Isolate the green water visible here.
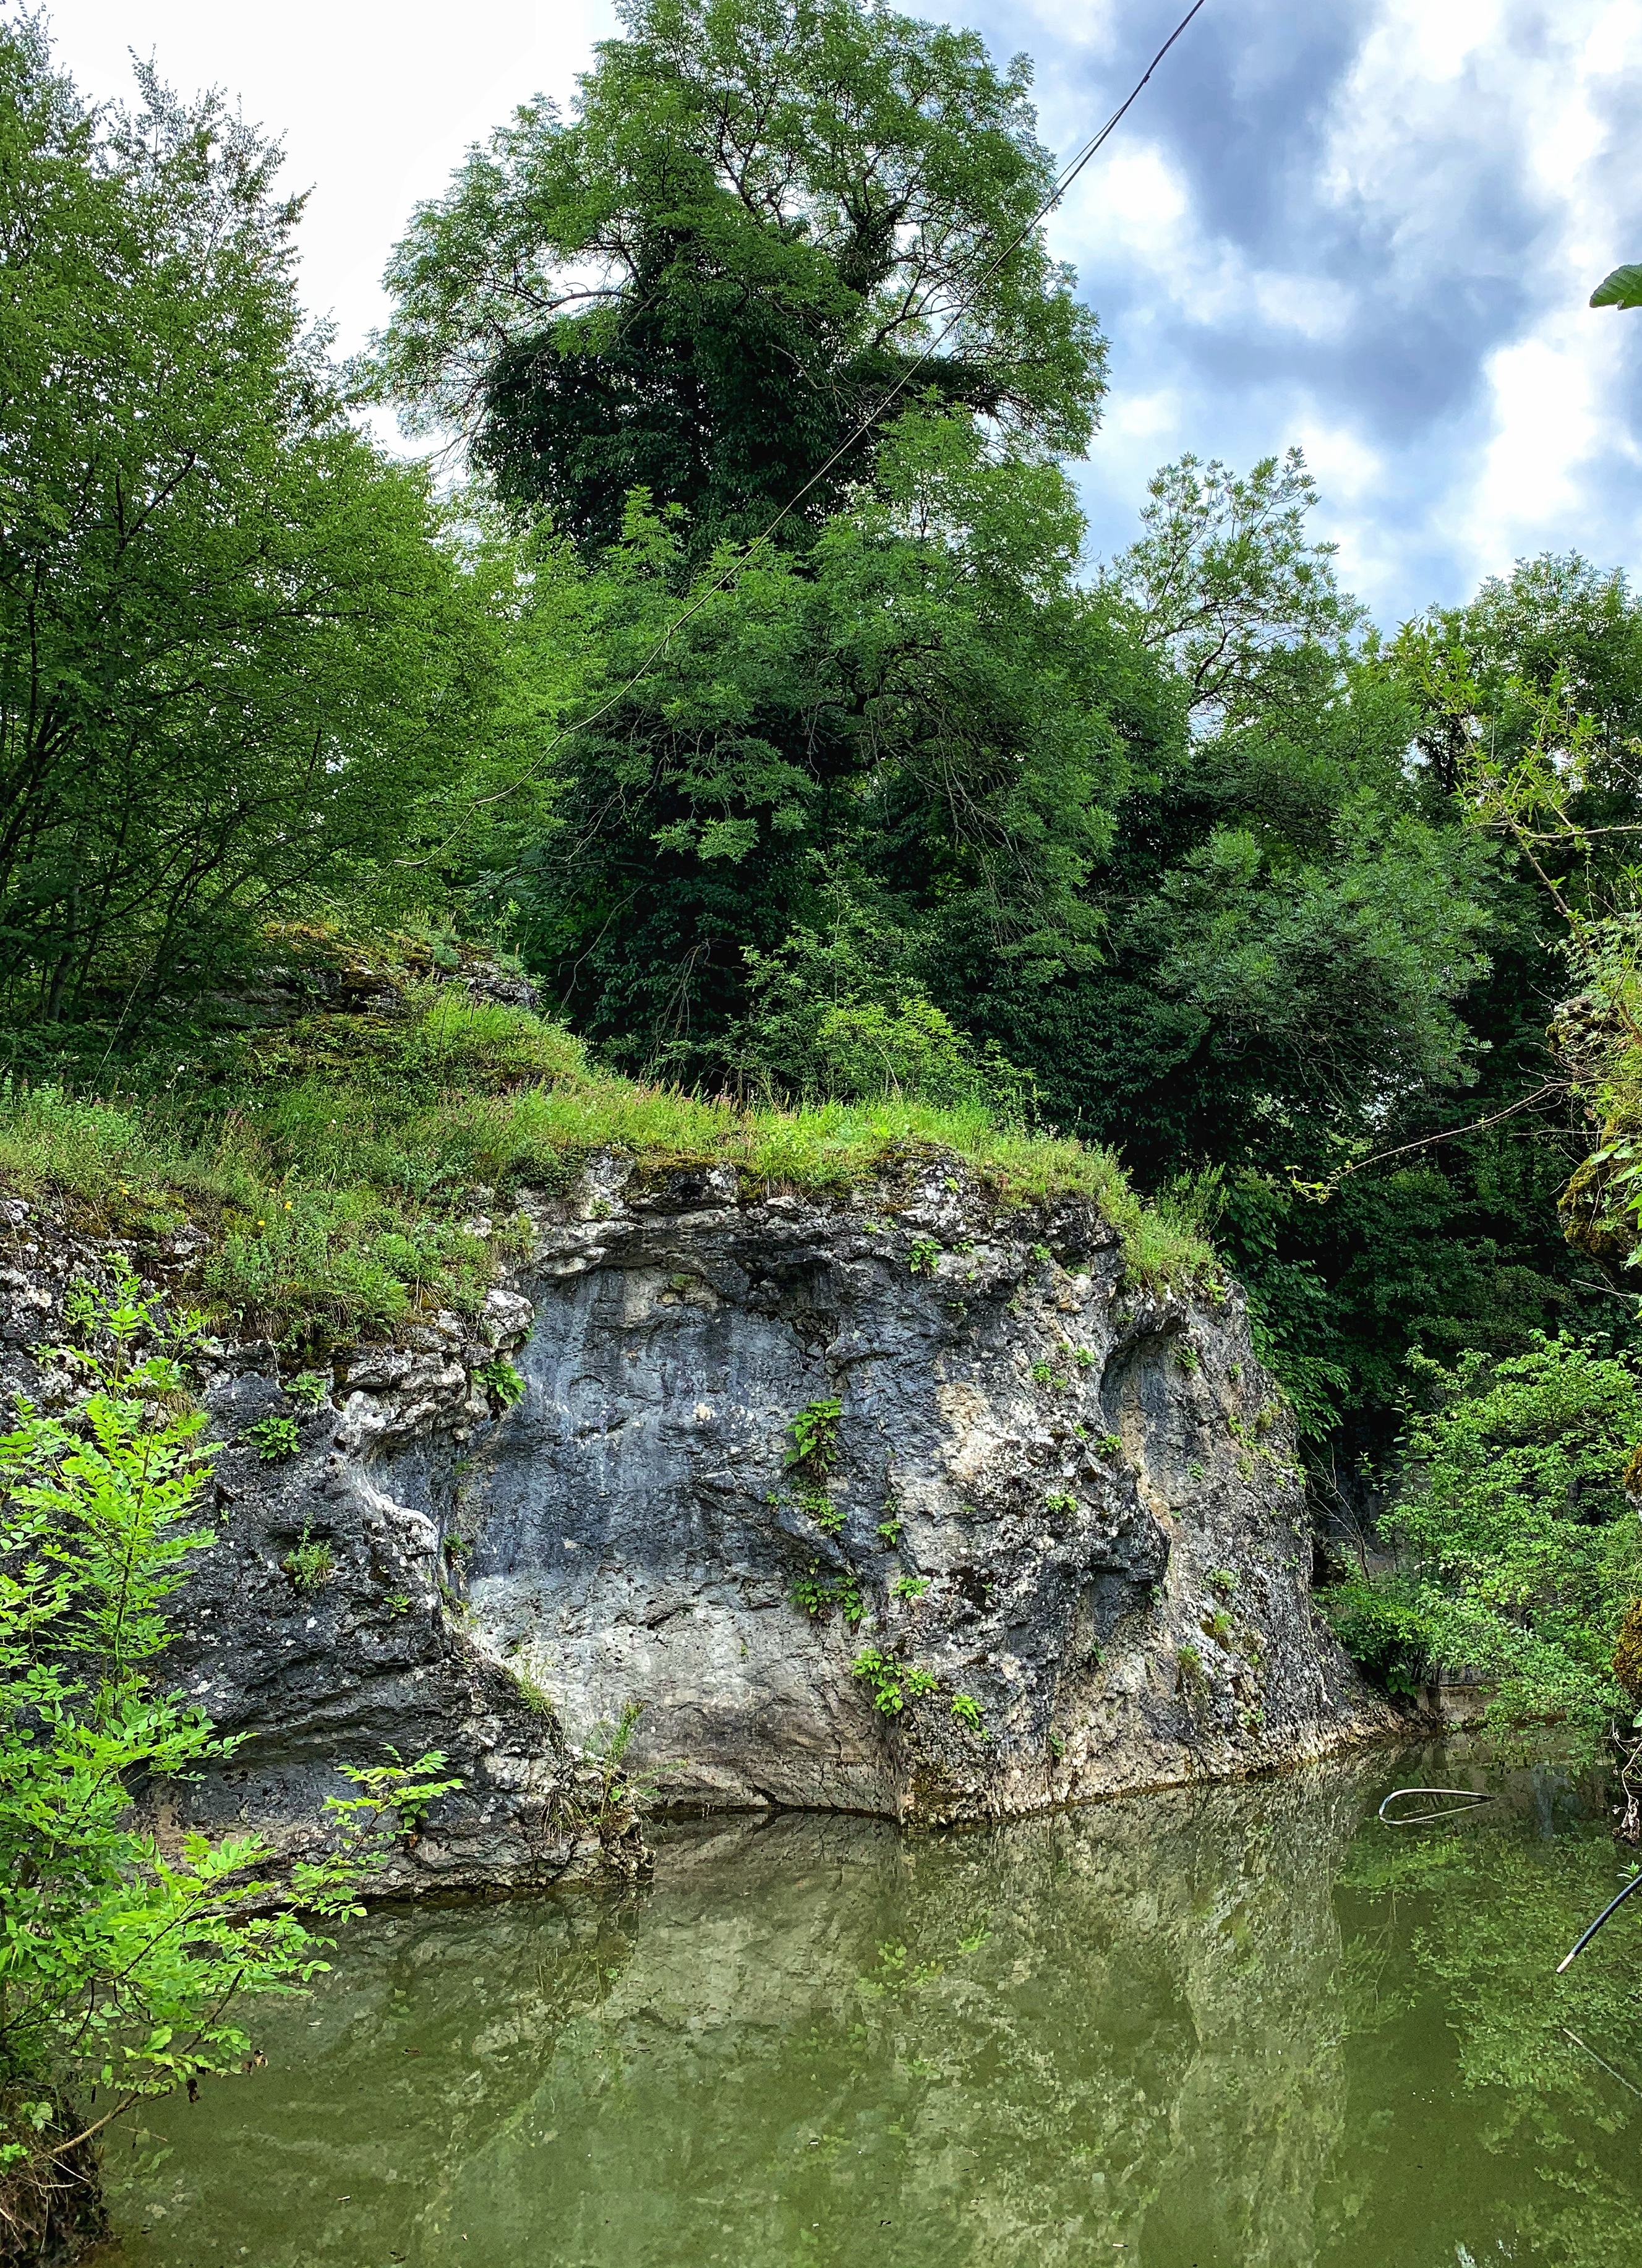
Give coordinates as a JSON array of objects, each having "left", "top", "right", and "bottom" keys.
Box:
[{"left": 106, "top": 1748, "right": 1642, "bottom": 2267}]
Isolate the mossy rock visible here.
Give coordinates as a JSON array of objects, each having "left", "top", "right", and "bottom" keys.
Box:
[{"left": 1614, "top": 1598, "right": 1642, "bottom": 1702}]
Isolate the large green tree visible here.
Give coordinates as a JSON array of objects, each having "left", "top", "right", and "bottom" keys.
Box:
[
  {"left": 375, "top": 0, "right": 1105, "bottom": 556},
  {"left": 0, "top": 25, "right": 489, "bottom": 1033}
]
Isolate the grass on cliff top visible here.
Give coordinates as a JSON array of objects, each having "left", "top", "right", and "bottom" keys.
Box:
[{"left": 0, "top": 982, "right": 1217, "bottom": 1348}]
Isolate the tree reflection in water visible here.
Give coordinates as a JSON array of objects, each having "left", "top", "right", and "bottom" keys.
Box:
[{"left": 109, "top": 1747, "right": 1641, "bottom": 2268}]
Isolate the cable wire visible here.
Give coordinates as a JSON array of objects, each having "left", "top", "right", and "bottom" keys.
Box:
[{"left": 400, "top": 0, "right": 1213, "bottom": 865}]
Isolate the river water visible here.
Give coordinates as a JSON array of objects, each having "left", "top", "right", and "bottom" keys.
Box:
[{"left": 105, "top": 1744, "right": 1642, "bottom": 2267}]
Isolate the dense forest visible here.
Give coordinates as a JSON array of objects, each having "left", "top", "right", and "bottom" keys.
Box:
[{"left": 7, "top": 0, "right": 1642, "bottom": 2217}]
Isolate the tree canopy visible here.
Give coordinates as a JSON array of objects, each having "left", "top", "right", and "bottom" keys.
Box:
[
  {"left": 374, "top": 0, "right": 1105, "bottom": 554},
  {"left": 0, "top": 23, "right": 489, "bottom": 1030}
]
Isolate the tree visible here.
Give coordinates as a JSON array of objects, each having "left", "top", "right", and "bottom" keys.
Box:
[
  {"left": 1321, "top": 1334, "right": 1642, "bottom": 1734},
  {"left": 374, "top": 0, "right": 1105, "bottom": 555},
  {"left": 0, "top": 24, "right": 491, "bottom": 1034},
  {"left": 474, "top": 411, "right": 1156, "bottom": 1068}
]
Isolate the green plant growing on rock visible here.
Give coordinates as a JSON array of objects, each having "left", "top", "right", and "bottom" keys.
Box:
[
  {"left": 949, "top": 1692, "right": 985, "bottom": 1733},
  {"left": 282, "top": 1524, "right": 335, "bottom": 1593},
  {"left": 244, "top": 1413, "right": 301, "bottom": 1463},
  {"left": 0, "top": 1313, "right": 454, "bottom": 2238},
  {"left": 1043, "top": 1492, "right": 1077, "bottom": 1518},
  {"left": 284, "top": 1371, "right": 331, "bottom": 1408},
  {"left": 892, "top": 1573, "right": 930, "bottom": 1601},
  {"left": 907, "top": 1238, "right": 942, "bottom": 1277},
  {"left": 852, "top": 1648, "right": 938, "bottom": 1714},
  {"left": 476, "top": 1355, "right": 526, "bottom": 1410},
  {"left": 1176, "top": 1643, "right": 1207, "bottom": 1698},
  {"left": 509, "top": 1662, "right": 555, "bottom": 1718},
  {"left": 791, "top": 1565, "right": 866, "bottom": 1625},
  {"left": 786, "top": 1398, "right": 843, "bottom": 1473}
]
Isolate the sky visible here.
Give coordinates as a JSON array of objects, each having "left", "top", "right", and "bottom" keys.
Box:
[{"left": 36, "top": 0, "right": 1642, "bottom": 625}]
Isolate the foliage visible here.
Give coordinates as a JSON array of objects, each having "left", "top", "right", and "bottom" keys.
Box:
[
  {"left": 0, "top": 1277, "right": 455, "bottom": 2199},
  {"left": 850, "top": 1647, "right": 937, "bottom": 1714},
  {"left": 283, "top": 1372, "right": 330, "bottom": 1410},
  {"left": 785, "top": 1398, "right": 843, "bottom": 1476},
  {"left": 281, "top": 1525, "right": 335, "bottom": 1594},
  {"left": 790, "top": 1565, "right": 865, "bottom": 1624},
  {"left": 243, "top": 1415, "right": 300, "bottom": 1464},
  {"left": 0, "top": 24, "right": 489, "bottom": 1029},
  {"left": 949, "top": 1691, "right": 983, "bottom": 1731},
  {"left": 1104, "top": 449, "right": 1364, "bottom": 721},
  {"left": 375, "top": 0, "right": 1105, "bottom": 555},
  {"left": 476, "top": 1355, "right": 527, "bottom": 1410},
  {"left": 478, "top": 418, "right": 1144, "bottom": 1077},
  {"left": 1591, "top": 263, "right": 1642, "bottom": 310},
  {"left": 1319, "top": 1337, "right": 1642, "bottom": 1732}
]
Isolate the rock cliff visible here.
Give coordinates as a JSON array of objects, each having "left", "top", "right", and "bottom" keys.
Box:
[{"left": 0, "top": 1152, "right": 1390, "bottom": 1890}]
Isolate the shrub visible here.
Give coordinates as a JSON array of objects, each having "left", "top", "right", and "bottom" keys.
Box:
[
  {"left": 1319, "top": 1337, "right": 1642, "bottom": 1734},
  {"left": 0, "top": 1283, "right": 454, "bottom": 2220}
]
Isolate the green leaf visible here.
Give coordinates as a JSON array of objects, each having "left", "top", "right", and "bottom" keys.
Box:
[{"left": 1591, "top": 263, "right": 1642, "bottom": 309}]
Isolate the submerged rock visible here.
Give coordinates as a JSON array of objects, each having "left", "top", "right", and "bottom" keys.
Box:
[{"left": 0, "top": 1153, "right": 1390, "bottom": 1891}]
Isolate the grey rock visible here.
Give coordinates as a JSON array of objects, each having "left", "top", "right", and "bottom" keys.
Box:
[{"left": 0, "top": 1153, "right": 1392, "bottom": 1891}]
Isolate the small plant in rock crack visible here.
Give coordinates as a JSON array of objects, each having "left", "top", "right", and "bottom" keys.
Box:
[
  {"left": 283, "top": 1523, "right": 335, "bottom": 1593},
  {"left": 1208, "top": 1566, "right": 1238, "bottom": 1596},
  {"left": 877, "top": 1513, "right": 904, "bottom": 1547},
  {"left": 800, "top": 1488, "right": 845, "bottom": 1538},
  {"left": 907, "top": 1237, "right": 942, "bottom": 1277},
  {"left": 949, "top": 1692, "right": 985, "bottom": 1733},
  {"left": 385, "top": 1591, "right": 413, "bottom": 1616},
  {"left": 445, "top": 1533, "right": 474, "bottom": 1565},
  {"left": 1048, "top": 1729, "right": 1067, "bottom": 1760},
  {"left": 1204, "top": 1608, "right": 1235, "bottom": 1643},
  {"left": 792, "top": 1565, "right": 866, "bottom": 1625},
  {"left": 244, "top": 1413, "right": 300, "bottom": 1463},
  {"left": 786, "top": 1397, "right": 844, "bottom": 1474},
  {"left": 892, "top": 1573, "right": 930, "bottom": 1602},
  {"left": 284, "top": 1370, "right": 331, "bottom": 1408},
  {"left": 852, "top": 1648, "right": 938, "bottom": 1714},
  {"left": 1043, "top": 1491, "right": 1077, "bottom": 1519},
  {"left": 1030, "top": 1243, "right": 1051, "bottom": 1264},
  {"left": 1074, "top": 1347, "right": 1095, "bottom": 1371},
  {"left": 1186, "top": 1458, "right": 1206, "bottom": 1483},
  {"left": 510, "top": 1663, "right": 555, "bottom": 1718},
  {"left": 1175, "top": 1643, "right": 1207, "bottom": 1696},
  {"left": 476, "top": 1354, "right": 526, "bottom": 1410},
  {"left": 1030, "top": 1361, "right": 1067, "bottom": 1392},
  {"left": 1174, "top": 1342, "right": 1200, "bottom": 1374},
  {"left": 1096, "top": 1433, "right": 1122, "bottom": 1458}
]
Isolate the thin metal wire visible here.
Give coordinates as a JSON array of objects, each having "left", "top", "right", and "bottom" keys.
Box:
[
  {"left": 1377, "top": 1786, "right": 1499, "bottom": 1826},
  {"left": 1556, "top": 1866, "right": 1642, "bottom": 1973},
  {"left": 398, "top": 0, "right": 1214, "bottom": 864}
]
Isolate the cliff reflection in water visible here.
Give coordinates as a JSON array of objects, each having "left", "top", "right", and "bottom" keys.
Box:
[{"left": 110, "top": 1750, "right": 1642, "bottom": 2268}]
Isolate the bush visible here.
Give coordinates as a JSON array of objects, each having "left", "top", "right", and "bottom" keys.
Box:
[
  {"left": 0, "top": 1278, "right": 455, "bottom": 2227},
  {"left": 1320, "top": 1336, "right": 1642, "bottom": 1732}
]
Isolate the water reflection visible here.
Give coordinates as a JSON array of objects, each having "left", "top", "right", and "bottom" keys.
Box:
[{"left": 106, "top": 1748, "right": 1642, "bottom": 2268}]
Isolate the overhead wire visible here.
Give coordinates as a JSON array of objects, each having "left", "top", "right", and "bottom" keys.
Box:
[{"left": 398, "top": 0, "right": 1213, "bottom": 866}]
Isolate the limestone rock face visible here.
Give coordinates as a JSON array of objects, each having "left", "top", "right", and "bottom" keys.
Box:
[{"left": 0, "top": 1155, "right": 1390, "bottom": 1888}]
